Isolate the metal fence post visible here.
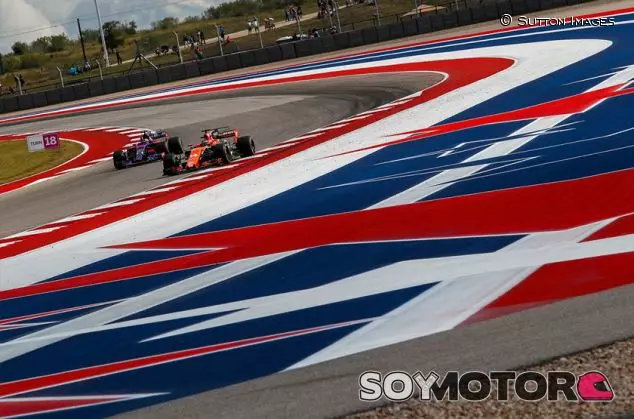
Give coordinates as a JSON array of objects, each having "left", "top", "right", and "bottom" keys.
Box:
[
  {"left": 56, "top": 67, "right": 64, "bottom": 88},
  {"left": 174, "top": 31, "right": 183, "bottom": 63}
]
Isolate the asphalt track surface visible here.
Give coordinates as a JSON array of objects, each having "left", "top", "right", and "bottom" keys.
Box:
[
  {"left": 0, "top": 75, "right": 440, "bottom": 237},
  {"left": 3, "top": 2, "right": 634, "bottom": 418}
]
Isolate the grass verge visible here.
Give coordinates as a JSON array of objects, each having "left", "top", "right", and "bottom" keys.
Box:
[{"left": 0, "top": 140, "right": 84, "bottom": 185}]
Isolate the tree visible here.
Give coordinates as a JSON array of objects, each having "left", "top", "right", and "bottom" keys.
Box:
[
  {"left": 48, "top": 34, "right": 68, "bottom": 52},
  {"left": 11, "top": 42, "right": 28, "bottom": 55},
  {"left": 82, "top": 29, "right": 101, "bottom": 43},
  {"left": 124, "top": 21, "right": 137, "bottom": 35},
  {"left": 30, "top": 37, "right": 51, "bottom": 53},
  {"left": 151, "top": 17, "right": 179, "bottom": 30},
  {"left": 2, "top": 54, "right": 20, "bottom": 72},
  {"left": 102, "top": 21, "right": 124, "bottom": 52}
]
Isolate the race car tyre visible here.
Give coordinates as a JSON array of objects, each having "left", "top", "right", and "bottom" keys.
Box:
[
  {"left": 113, "top": 150, "right": 126, "bottom": 170},
  {"left": 163, "top": 153, "right": 181, "bottom": 175},
  {"left": 153, "top": 140, "right": 168, "bottom": 155},
  {"left": 167, "top": 137, "right": 184, "bottom": 155},
  {"left": 214, "top": 142, "right": 234, "bottom": 164},
  {"left": 237, "top": 136, "right": 256, "bottom": 157}
]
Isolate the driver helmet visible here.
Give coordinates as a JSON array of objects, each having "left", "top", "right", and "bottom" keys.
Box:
[
  {"left": 141, "top": 130, "right": 152, "bottom": 141},
  {"left": 202, "top": 130, "right": 213, "bottom": 145}
]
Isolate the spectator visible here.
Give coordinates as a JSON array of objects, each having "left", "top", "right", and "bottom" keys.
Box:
[
  {"left": 219, "top": 26, "right": 226, "bottom": 41},
  {"left": 116, "top": 50, "right": 123, "bottom": 65},
  {"left": 285, "top": 8, "right": 290, "bottom": 21},
  {"left": 297, "top": 5, "right": 303, "bottom": 19},
  {"left": 200, "top": 30, "right": 205, "bottom": 44},
  {"left": 247, "top": 20, "right": 253, "bottom": 34}
]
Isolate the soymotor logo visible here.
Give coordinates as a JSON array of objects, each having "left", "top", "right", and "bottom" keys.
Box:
[{"left": 359, "top": 371, "right": 614, "bottom": 402}]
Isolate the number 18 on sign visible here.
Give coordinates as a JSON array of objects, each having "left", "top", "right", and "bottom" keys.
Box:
[{"left": 43, "top": 133, "right": 60, "bottom": 149}]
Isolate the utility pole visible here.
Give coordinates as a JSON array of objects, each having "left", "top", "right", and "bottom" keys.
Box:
[
  {"left": 333, "top": 0, "right": 342, "bottom": 33},
  {"left": 374, "top": 0, "right": 381, "bottom": 26},
  {"left": 94, "top": 0, "right": 110, "bottom": 67},
  {"left": 77, "top": 18, "right": 88, "bottom": 65}
]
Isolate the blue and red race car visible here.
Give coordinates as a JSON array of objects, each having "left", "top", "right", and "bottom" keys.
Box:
[{"left": 112, "top": 130, "right": 180, "bottom": 170}]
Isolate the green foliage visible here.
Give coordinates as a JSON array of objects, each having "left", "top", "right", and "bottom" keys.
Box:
[
  {"left": 151, "top": 17, "right": 180, "bottom": 30},
  {"left": 102, "top": 21, "right": 125, "bottom": 51},
  {"left": 2, "top": 54, "right": 20, "bottom": 72},
  {"left": 27, "top": 35, "right": 68, "bottom": 54},
  {"left": 30, "top": 37, "right": 50, "bottom": 53},
  {"left": 11, "top": 42, "right": 28, "bottom": 55},
  {"left": 49, "top": 34, "right": 69, "bottom": 52},
  {"left": 19, "top": 53, "right": 45, "bottom": 69},
  {"left": 125, "top": 21, "right": 138, "bottom": 35},
  {"left": 82, "top": 29, "right": 102, "bottom": 43}
]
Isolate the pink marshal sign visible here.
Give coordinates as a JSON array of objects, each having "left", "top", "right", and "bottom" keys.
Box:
[{"left": 43, "top": 132, "right": 60, "bottom": 149}]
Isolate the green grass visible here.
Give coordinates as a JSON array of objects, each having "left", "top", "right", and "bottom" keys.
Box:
[
  {"left": 0, "top": 140, "right": 84, "bottom": 184},
  {"left": 0, "top": 0, "right": 419, "bottom": 92}
]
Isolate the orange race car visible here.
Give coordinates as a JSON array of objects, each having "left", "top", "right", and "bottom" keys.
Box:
[{"left": 162, "top": 127, "right": 256, "bottom": 176}]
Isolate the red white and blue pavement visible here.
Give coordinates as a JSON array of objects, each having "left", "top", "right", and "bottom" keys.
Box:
[{"left": 2, "top": 6, "right": 634, "bottom": 418}]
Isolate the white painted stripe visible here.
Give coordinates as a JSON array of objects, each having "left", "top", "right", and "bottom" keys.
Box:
[
  {"left": 88, "top": 157, "right": 113, "bottom": 163},
  {"left": 127, "top": 134, "right": 143, "bottom": 138},
  {"left": 53, "top": 213, "right": 105, "bottom": 223},
  {"left": 7, "top": 227, "right": 64, "bottom": 239},
  {"left": 368, "top": 66, "right": 634, "bottom": 209},
  {"left": 0, "top": 252, "right": 294, "bottom": 363},
  {"left": 289, "top": 221, "right": 611, "bottom": 368},
  {"left": 145, "top": 223, "right": 630, "bottom": 343},
  {"left": 120, "top": 129, "right": 144, "bottom": 134},
  {"left": 281, "top": 133, "right": 322, "bottom": 143},
  {"left": 131, "top": 187, "right": 179, "bottom": 197},
  {"left": 0, "top": 241, "right": 19, "bottom": 248},
  {"left": 105, "top": 127, "right": 132, "bottom": 132},
  {"left": 195, "top": 164, "right": 238, "bottom": 174},
  {"left": 164, "top": 174, "right": 210, "bottom": 184},
  {"left": 59, "top": 165, "right": 90, "bottom": 174},
  {"left": 24, "top": 175, "right": 63, "bottom": 187},
  {"left": 237, "top": 153, "right": 268, "bottom": 161},
  {"left": 259, "top": 143, "right": 294, "bottom": 152},
  {"left": 343, "top": 114, "right": 372, "bottom": 122},
  {"left": 311, "top": 123, "right": 349, "bottom": 133},
  {"left": 91, "top": 199, "right": 145, "bottom": 210},
  {"left": 86, "top": 127, "right": 114, "bottom": 131}
]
